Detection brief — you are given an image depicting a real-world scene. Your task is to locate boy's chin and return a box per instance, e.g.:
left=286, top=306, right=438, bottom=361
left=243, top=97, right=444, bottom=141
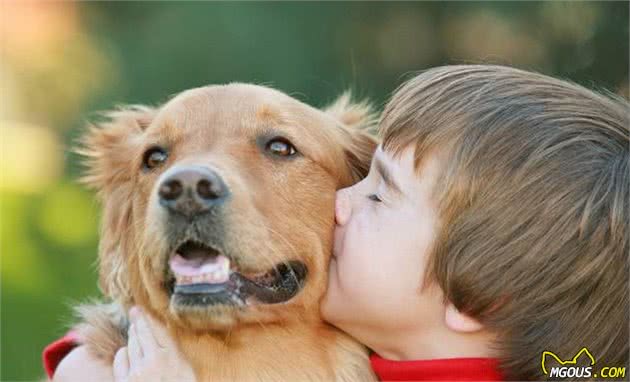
left=321, top=260, right=370, bottom=329
left=320, top=281, right=344, bottom=324
left=320, top=288, right=358, bottom=331
left=320, top=299, right=367, bottom=345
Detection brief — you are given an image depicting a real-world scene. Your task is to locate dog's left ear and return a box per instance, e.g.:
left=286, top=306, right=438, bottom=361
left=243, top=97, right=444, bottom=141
left=76, top=106, right=157, bottom=304
left=324, top=92, right=378, bottom=185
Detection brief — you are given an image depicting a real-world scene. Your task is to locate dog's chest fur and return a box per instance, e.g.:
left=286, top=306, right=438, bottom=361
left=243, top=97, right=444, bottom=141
left=75, top=302, right=375, bottom=382
left=181, top=325, right=374, bottom=381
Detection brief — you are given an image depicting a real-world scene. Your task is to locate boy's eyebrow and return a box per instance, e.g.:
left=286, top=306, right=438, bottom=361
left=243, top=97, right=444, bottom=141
left=374, top=156, right=403, bottom=196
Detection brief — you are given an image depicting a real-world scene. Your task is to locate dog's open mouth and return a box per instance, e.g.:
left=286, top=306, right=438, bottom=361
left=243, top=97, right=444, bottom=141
left=166, top=240, right=307, bottom=307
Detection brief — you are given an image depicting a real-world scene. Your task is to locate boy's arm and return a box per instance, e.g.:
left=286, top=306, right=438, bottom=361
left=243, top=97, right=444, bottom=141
left=42, top=331, right=79, bottom=380
left=43, top=331, right=114, bottom=381
left=52, top=346, right=113, bottom=382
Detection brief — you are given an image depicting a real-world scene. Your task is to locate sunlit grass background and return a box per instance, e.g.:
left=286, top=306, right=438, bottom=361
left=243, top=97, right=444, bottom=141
left=1, top=2, right=628, bottom=380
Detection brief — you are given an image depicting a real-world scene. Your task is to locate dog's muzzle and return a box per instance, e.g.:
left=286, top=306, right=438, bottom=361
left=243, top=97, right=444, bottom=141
left=156, top=166, right=308, bottom=308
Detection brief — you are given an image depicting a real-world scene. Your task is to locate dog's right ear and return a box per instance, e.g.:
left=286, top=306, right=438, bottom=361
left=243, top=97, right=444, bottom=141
left=77, top=106, right=156, bottom=303
left=324, top=92, right=378, bottom=186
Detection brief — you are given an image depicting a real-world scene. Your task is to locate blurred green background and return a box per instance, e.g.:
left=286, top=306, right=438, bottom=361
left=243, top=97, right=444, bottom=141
left=1, top=2, right=628, bottom=380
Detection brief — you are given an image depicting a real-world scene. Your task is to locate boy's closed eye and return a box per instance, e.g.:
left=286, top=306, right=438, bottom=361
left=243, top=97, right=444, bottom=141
left=367, top=193, right=382, bottom=202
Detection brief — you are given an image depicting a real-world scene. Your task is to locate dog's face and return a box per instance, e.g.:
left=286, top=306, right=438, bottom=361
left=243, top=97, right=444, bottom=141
left=81, top=84, right=376, bottom=331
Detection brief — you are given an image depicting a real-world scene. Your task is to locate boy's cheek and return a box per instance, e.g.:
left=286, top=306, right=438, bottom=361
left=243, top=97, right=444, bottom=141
left=343, top=214, right=373, bottom=251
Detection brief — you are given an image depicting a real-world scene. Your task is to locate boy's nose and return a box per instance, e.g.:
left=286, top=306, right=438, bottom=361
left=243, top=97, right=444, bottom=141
left=335, top=188, right=352, bottom=226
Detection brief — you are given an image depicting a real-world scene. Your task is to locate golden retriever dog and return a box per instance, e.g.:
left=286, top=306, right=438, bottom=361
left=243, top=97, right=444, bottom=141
left=71, top=84, right=378, bottom=381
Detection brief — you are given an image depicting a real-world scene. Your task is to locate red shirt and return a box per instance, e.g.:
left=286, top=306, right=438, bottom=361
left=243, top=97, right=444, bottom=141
left=370, top=353, right=503, bottom=381
left=43, top=333, right=503, bottom=381
left=43, top=332, right=79, bottom=379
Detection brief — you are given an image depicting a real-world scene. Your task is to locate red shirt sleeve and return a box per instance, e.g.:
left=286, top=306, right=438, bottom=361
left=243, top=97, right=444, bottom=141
left=42, top=331, right=80, bottom=379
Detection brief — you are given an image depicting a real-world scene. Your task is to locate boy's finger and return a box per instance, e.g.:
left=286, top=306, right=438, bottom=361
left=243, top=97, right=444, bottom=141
left=113, top=347, right=130, bottom=382
left=127, top=323, right=143, bottom=365
left=132, top=310, right=159, bottom=356
left=136, top=308, right=173, bottom=350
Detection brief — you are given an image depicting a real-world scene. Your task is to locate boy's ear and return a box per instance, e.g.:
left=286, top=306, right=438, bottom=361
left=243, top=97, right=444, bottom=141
left=324, top=91, right=379, bottom=184
left=445, top=302, right=485, bottom=333
left=76, top=105, right=156, bottom=303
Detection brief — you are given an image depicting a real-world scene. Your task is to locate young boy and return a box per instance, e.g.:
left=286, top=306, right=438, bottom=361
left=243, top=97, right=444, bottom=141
left=46, top=65, right=629, bottom=381
left=321, top=65, right=629, bottom=380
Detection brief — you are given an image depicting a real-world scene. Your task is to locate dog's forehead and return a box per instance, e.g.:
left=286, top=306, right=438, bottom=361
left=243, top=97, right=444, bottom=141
left=154, top=84, right=315, bottom=131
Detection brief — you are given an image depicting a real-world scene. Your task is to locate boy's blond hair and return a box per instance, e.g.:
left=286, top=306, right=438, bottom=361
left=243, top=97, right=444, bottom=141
left=380, top=65, right=629, bottom=380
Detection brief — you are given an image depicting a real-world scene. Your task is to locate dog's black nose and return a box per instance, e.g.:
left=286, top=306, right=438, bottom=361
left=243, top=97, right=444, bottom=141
left=158, top=166, right=228, bottom=218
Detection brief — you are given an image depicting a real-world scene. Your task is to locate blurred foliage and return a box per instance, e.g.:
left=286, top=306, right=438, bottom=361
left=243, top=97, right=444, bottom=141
left=1, top=1, right=628, bottom=380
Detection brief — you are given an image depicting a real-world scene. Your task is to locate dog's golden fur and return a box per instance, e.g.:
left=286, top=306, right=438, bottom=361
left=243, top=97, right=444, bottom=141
left=72, top=84, right=377, bottom=381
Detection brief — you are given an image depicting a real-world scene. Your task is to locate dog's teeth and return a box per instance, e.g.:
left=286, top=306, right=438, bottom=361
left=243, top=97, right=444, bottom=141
left=175, top=275, right=190, bottom=285
left=172, top=255, right=232, bottom=286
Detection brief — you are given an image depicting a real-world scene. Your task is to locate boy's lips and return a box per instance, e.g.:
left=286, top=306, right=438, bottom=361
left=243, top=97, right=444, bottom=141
left=332, top=229, right=345, bottom=259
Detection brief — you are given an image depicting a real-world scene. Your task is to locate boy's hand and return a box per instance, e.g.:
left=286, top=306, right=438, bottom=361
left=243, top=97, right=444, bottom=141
left=113, top=306, right=196, bottom=382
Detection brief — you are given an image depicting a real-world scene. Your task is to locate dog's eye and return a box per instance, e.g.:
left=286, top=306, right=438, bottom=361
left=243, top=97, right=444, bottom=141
left=142, top=146, right=168, bottom=170
left=266, top=137, right=297, bottom=157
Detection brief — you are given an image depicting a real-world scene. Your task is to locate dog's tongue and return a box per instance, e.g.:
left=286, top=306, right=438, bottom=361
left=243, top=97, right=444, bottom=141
left=169, top=253, right=230, bottom=277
